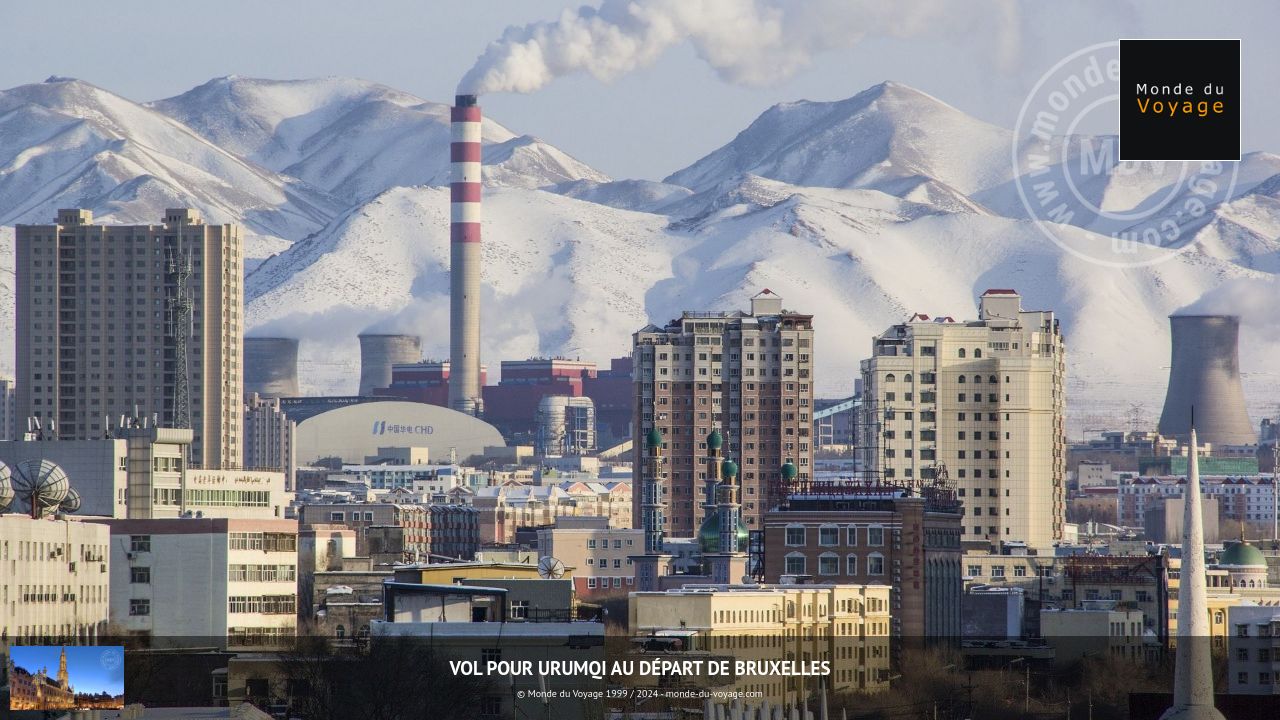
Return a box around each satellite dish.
[538,556,566,579]
[11,459,70,518]
[58,487,82,514]
[0,461,13,512]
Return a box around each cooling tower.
[448,94,484,417]
[1157,315,1257,448]
[358,334,421,396]
[244,337,300,398]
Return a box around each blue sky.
[0,1,1276,179]
[9,646,124,696]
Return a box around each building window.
[587,578,597,589]
[1014,566,1026,577]
[784,552,806,575]
[130,535,151,552]
[819,553,839,575]
[846,554,858,575]
[130,598,151,616]
[968,565,982,577]
[991,566,1005,578]
[867,553,885,576]
[818,525,839,546]
[510,601,529,619]
[481,648,502,664]
[130,566,151,584]
[867,526,884,546]
[846,527,858,546]
[785,526,806,546]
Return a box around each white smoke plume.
[1176,277,1280,341]
[459,0,1020,95]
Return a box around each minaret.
[641,427,667,554]
[703,429,724,525]
[717,458,742,554]
[631,427,672,591]
[1159,427,1225,720]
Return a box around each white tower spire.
[1159,427,1224,720]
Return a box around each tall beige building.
[0,375,15,441]
[632,290,815,534]
[859,289,1065,549]
[244,393,295,487]
[15,209,243,468]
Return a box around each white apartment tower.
[632,290,815,534]
[15,209,243,468]
[859,289,1065,549]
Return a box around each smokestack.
[358,333,421,396]
[1157,315,1257,448]
[244,337,300,398]
[449,94,484,416]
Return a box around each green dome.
[697,512,749,554]
[721,459,739,479]
[646,427,664,449]
[1218,541,1266,568]
[781,458,798,481]
[707,429,724,450]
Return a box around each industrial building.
[859,289,1066,550]
[374,356,633,444]
[292,400,505,465]
[244,337,300,398]
[358,333,421,397]
[14,209,243,468]
[1157,315,1257,448]
[631,290,816,534]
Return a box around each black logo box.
[1119,39,1240,162]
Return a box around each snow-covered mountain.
[149,76,608,204]
[2,75,1278,434]
[0,77,344,259]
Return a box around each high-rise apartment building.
[244,392,295,487]
[15,209,243,468]
[859,289,1065,549]
[632,290,815,534]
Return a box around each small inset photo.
[7,645,125,711]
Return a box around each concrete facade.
[15,209,243,468]
[87,517,297,647]
[632,290,816,535]
[0,515,110,643]
[860,289,1066,550]
[243,392,295,487]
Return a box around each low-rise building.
[630,583,893,705]
[761,488,964,639]
[0,515,110,643]
[1228,605,1280,695]
[1040,603,1151,665]
[537,527,642,598]
[86,518,298,648]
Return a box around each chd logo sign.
[1013,41,1240,267]
[371,420,434,436]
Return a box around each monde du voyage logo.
[371,420,435,436]
[1120,39,1241,161]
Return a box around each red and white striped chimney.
[449,94,483,416]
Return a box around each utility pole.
[1025,662,1031,715]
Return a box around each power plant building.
[244,337,300,398]
[860,289,1066,550]
[1157,315,1257,449]
[631,290,815,534]
[14,209,243,468]
[358,333,420,397]
[449,94,484,416]
[293,400,504,465]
